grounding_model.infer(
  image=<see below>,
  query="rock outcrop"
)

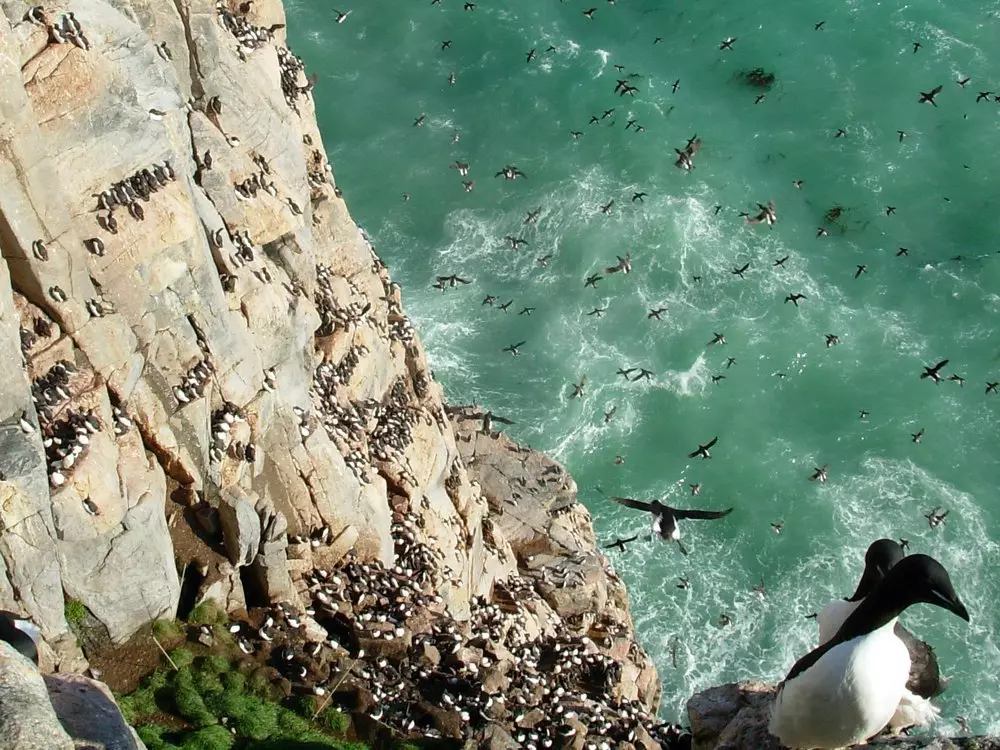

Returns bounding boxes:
[0,0,495,652]
[0,0,675,746]
[1,640,145,749]
[686,682,997,750]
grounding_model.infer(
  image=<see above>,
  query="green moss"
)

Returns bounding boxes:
[187,600,227,626]
[169,647,196,669]
[318,707,349,734]
[220,670,245,693]
[136,723,170,750]
[180,724,235,750]
[122,641,369,750]
[64,598,86,625]
[152,619,185,641]
[173,668,217,728]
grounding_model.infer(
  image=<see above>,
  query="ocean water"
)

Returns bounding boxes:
[285,0,1000,732]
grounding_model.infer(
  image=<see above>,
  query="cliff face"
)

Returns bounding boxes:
[0,0,662,738]
[0,0,505,654]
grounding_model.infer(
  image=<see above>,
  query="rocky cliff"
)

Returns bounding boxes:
[0,0,671,745]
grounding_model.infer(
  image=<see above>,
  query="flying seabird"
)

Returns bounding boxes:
[919,85,943,106]
[809,464,829,483]
[0,611,41,665]
[688,436,718,459]
[603,535,639,552]
[785,293,807,306]
[608,495,733,555]
[748,200,777,226]
[732,262,750,278]
[707,332,726,346]
[769,554,968,749]
[605,253,631,274]
[920,359,949,383]
[719,37,737,50]
[503,341,526,356]
[333,9,352,23]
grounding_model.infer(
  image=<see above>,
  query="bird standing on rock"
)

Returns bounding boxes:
[769,554,969,749]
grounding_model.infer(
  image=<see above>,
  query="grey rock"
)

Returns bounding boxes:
[0,641,75,750]
[686,681,999,750]
[44,673,144,750]
[218,486,262,566]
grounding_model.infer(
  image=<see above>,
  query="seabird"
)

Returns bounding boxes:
[748,200,777,226]
[925,507,949,528]
[732,262,750,278]
[605,253,631,274]
[503,341,526,356]
[855,265,867,278]
[0,611,41,665]
[809,464,829,483]
[570,376,587,398]
[707,332,726,346]
[919,85,942,106]
[920,359,949,383]
[774,256,789,267]
[769,554,968,749]
[911,428,925,443]
[785,293,807,306]
[609,496,732,555]
[687,436,718,459]
[817,539,905,645]
[647,307,666,320]
[719,37,736,50]
[602,535,639,552]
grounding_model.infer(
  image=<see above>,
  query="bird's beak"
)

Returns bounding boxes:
[931,589,970,622]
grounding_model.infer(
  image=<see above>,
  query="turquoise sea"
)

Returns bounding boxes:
[286,0,1000,732]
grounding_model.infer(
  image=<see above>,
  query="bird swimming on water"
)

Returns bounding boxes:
[608,495,733,555]
[769,553,969,749]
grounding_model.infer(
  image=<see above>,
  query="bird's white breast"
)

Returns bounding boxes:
[769,619,910,749]
[817,599,860,644]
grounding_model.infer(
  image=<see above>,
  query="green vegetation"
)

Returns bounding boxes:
[187,601,228,627]
[64,598,86,625]
[152,619,186,640]
[119,652,368,750]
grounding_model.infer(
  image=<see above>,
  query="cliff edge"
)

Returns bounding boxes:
[0,0,672,745]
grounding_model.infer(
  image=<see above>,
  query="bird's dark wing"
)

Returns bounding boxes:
[611,496,655,512]
[676,539,689,556]
[512,341,526,348]
[934,359,949,370]
[673,507,734,521]
[931,85,943,95]
[492,415,515,425]
[705,436,718,449]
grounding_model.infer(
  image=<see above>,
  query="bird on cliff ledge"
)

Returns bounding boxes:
[0,611,41,665]
[769,554,969,749]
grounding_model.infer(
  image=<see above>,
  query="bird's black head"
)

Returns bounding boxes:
[0,610,41,665]
[885,553,970,622]
[848,538,906,601]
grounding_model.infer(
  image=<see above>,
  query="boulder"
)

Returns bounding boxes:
[218,486,262,566]
[0,642,74,750]
[44,673,144,750]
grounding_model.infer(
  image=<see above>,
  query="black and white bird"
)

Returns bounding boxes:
[608,495,733,554]
[769,554,969,749]
[0,610,41,665]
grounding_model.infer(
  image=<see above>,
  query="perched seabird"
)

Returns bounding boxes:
[0,611,41,665]
[818,539,950,727]
[608,495,732,554]
[817,539,905,645]
[769,554,969,750]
